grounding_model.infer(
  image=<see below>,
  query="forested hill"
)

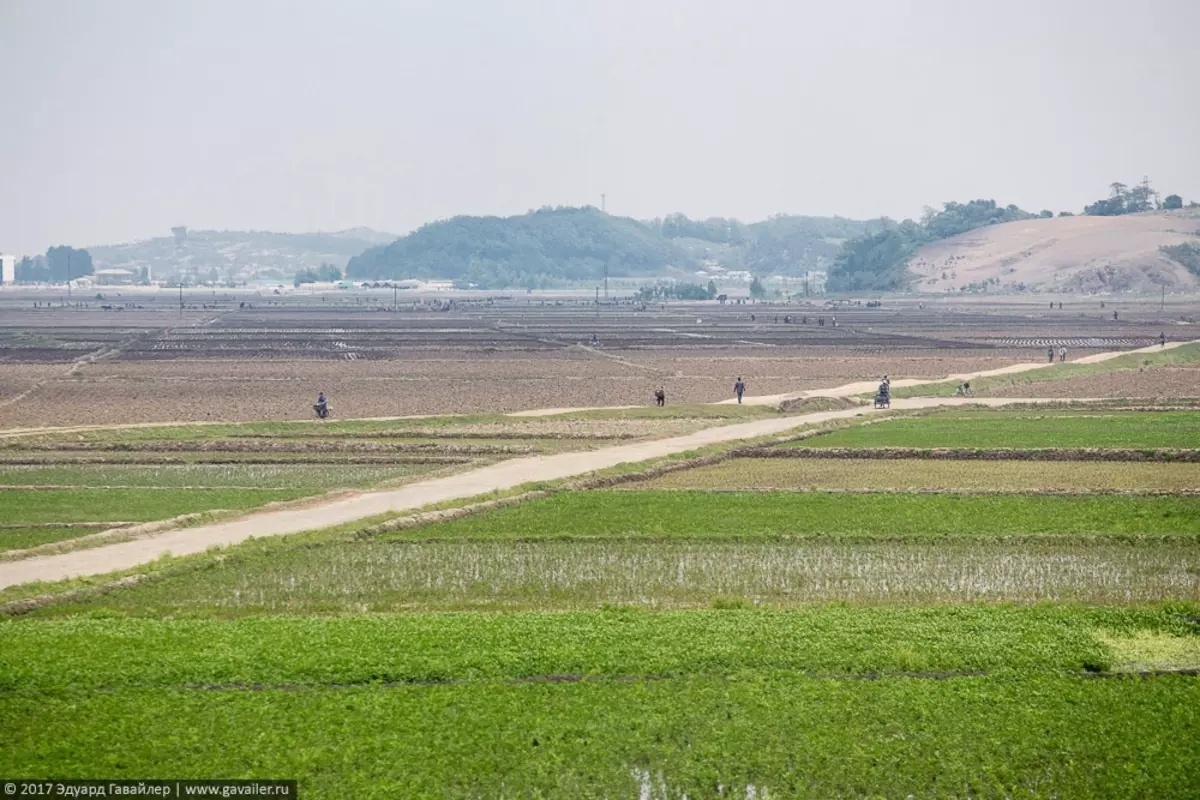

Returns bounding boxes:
[346,207,688,288]
[346,207,875,288]
[651,213,876,276]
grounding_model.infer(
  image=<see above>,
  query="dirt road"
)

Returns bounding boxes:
[0,395,1089,589]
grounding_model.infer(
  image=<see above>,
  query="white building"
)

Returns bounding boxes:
[0,254,14,284]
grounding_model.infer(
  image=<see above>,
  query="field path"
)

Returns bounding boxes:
[0,395,1098,589]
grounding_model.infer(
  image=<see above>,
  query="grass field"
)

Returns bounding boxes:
[790,409,1200,449]
[1,488,312,527]
[0,463,437,490]
[32,539,1196,614]
[4,401,1200,796]
[3,675,1195,798]
[642,457,1200,491]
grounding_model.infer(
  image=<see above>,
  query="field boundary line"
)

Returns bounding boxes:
[608,486,1200,498]
[745,447,1200,462]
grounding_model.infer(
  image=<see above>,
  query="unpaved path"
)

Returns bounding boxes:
[0,396,1088,589]
[719,339,1193,405]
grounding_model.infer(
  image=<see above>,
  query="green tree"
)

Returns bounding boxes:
[1039,210,1053,219]
[749,276,765,298]
[1163,194,1183,210]
[45,246,94,282]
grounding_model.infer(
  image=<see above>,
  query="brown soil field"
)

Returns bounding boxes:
[0,353,1051,426]
[987,365,1200,399]
[1,293,1196,426]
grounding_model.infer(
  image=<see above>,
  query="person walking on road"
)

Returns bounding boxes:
[733,377,746,404]
[1161,332,1167,347]
[1059,346,1067,363]
[1048,347,1055,363]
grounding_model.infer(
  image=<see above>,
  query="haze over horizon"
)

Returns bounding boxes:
[2,0,1198,257]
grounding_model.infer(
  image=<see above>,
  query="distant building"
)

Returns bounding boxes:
[93,268,137,286]
[172,226,188,246]
[0,254,14,284]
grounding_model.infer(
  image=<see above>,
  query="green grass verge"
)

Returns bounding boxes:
[0,527,103,553]
[889,342,1200,399]
[789,409,1200,449]
[543,404,780,421]
[382,491,1200,541]
[1,488,314,525]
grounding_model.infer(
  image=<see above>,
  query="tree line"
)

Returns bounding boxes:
[14,246,93,283]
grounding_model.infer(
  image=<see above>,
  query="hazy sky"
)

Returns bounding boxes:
[2,0,1197,255]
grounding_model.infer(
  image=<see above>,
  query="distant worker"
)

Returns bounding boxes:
[654,387,666,407]
[1059,346,1067,363]
[956,381,972,397]
[832,316,838,327]
[314,392,329,420]
[1113,310,1119,321]
[1058,302,1063,310]
[1160,332,1167,347]
[1048,347,1055,363]
[733,377,746,404]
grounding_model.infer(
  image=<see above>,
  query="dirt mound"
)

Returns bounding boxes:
[908,211,1200,294]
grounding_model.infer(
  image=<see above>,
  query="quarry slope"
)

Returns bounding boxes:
[908,210,1200,293]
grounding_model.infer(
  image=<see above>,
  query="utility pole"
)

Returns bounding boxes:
[66,252,72,304]
[393,285,398,312]
[1161,283,1166,312]
[179,282,184,317]
[603,263,608,300]
[595,286,600,317]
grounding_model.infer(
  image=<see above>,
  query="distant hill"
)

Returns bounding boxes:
[907,210,1200,293]
[650,213,877,275]
[347,208,876,289]
[346,207,693,289]
[89,228,397,283]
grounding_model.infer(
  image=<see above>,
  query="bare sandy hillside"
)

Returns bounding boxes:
[908,210,1200,293]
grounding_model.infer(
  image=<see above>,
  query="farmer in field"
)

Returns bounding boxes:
[1059,346,1067,362]
[314,392,329,419]
[733,377,746,404]
[1160,332,1167,347]
[654,387,666,407]
[956,380,972,397]
[1047,347,1055,363]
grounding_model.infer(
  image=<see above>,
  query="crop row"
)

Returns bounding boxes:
[642,457,1200,492]
[39,538,1198,614]
[380,491,1200,541]
[792,409,1200,450]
